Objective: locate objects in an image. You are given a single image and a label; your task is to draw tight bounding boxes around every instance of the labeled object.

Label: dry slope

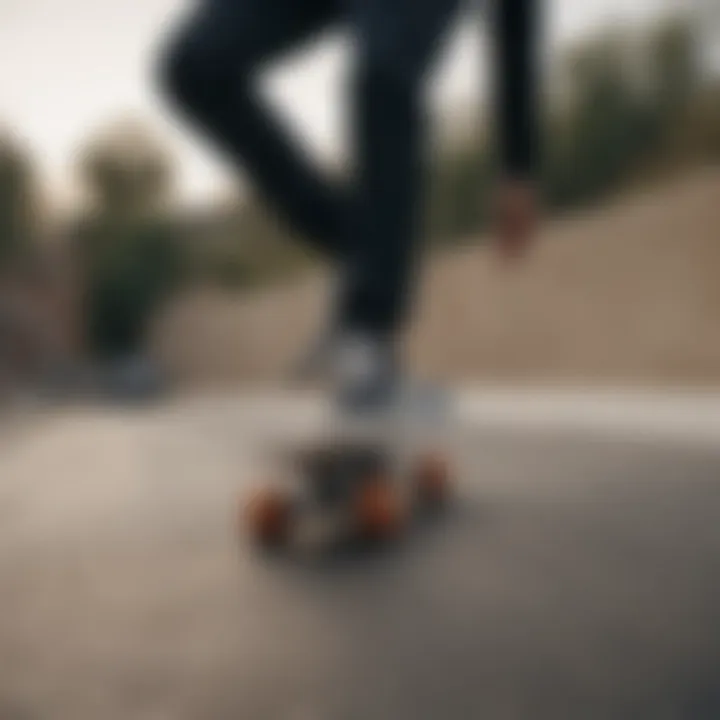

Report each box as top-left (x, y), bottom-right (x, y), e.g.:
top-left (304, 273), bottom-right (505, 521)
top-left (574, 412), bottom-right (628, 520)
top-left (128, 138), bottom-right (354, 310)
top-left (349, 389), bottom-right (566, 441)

top-left (151, 169), bottom-right (720, 387)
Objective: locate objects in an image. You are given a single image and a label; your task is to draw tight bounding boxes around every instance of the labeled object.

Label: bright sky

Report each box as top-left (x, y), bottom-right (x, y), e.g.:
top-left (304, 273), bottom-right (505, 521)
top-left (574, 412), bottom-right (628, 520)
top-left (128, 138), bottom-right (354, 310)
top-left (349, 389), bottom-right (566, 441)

top-left (0, 0), bottom-right (705, 207)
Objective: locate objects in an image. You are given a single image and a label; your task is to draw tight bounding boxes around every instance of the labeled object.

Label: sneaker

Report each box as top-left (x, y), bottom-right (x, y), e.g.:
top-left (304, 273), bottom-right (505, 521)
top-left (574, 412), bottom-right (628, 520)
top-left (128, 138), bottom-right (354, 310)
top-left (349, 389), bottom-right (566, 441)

top-left (331, 331), bottom-right (400, 413)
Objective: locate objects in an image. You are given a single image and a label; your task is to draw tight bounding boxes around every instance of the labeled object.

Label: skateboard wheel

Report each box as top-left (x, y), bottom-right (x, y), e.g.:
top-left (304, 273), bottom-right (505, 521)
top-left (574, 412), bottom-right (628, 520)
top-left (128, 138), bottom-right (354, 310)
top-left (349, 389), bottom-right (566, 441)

top-left (354, 479), bottom-right (404, 541)
top-left (244, 488), bottom-right (293, 547)
top-left (414, 452), bottom-right (451, 506)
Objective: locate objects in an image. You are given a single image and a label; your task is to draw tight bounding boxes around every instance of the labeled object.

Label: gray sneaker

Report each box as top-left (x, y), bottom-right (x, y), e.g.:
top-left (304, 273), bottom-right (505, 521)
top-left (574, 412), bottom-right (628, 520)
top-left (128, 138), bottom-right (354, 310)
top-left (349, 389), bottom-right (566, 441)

top-left (331, 332), bottom-right (399, 412)
top-left (293, 323), bottom-right (448, 421)
top-left (329, 332), bottom-right (449, 420)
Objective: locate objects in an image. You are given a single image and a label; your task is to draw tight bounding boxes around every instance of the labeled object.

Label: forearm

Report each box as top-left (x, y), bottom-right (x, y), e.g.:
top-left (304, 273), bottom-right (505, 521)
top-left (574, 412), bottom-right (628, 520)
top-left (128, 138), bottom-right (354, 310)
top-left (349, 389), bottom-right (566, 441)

top-left (494, 0), bottom-right (539, 179)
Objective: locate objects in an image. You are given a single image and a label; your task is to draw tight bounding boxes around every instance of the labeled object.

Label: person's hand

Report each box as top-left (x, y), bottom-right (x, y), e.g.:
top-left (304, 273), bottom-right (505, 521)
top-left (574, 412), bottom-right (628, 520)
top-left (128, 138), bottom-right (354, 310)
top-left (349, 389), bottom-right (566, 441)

top-left (491, 179), bottom-right (541, 263)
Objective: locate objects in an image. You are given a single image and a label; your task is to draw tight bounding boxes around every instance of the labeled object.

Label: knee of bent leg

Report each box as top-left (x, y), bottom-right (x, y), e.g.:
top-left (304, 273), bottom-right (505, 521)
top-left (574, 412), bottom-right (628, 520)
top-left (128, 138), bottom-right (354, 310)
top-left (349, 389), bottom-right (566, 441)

top-left (156, 29), bottom-right (202, 109)
top-left (155, 24), bottom-right (235, 111)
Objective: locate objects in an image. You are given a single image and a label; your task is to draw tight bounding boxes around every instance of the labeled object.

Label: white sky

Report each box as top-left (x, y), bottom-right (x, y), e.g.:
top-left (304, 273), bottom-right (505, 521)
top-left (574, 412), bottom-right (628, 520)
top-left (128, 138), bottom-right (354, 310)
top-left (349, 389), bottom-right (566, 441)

top-left (0, 0), bottom-right (707, 207)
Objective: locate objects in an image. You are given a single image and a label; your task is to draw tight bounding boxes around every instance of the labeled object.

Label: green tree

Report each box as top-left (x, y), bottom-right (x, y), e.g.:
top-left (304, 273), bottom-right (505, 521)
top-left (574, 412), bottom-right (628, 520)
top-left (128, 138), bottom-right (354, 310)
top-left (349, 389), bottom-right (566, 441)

top-left (74, 120), bottom-right (184, 359)
top-left (545, 32), bottom-right (652, 207)
top-left (648, 18), bottom-right (697, 127)
top-left (643, 18), bottom-right (707, 172)
top-left (0, 132), bottom-right (38, 269)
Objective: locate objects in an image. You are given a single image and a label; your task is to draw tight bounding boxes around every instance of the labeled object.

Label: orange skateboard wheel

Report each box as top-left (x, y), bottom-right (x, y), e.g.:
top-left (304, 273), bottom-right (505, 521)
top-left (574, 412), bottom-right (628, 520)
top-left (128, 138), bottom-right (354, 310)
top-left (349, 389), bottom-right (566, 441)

top-left (244, 488), bottom-right (293, 546)
top-left (354, 479), bottom-right (405, 541)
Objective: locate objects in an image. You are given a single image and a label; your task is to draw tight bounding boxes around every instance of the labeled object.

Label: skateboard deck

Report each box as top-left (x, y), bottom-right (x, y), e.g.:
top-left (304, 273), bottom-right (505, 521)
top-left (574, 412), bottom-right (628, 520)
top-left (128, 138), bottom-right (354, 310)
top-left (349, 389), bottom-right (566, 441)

top-left (241, 403), bottom-right (455, 552)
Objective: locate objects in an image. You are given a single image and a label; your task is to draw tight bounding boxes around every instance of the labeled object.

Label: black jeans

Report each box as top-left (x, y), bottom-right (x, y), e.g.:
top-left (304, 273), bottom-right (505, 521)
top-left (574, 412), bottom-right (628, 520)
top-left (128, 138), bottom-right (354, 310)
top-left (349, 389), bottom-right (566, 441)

top-left (158, 0), bottom-right (460, 335)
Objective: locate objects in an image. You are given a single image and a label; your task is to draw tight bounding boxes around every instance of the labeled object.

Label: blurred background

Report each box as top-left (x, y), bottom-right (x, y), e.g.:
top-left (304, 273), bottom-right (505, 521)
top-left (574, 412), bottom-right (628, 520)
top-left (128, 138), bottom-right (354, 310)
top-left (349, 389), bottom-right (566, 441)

top-left (0, 0), bottom-right (718, 398)
top-left (2, 2), bottom-right (720, 719)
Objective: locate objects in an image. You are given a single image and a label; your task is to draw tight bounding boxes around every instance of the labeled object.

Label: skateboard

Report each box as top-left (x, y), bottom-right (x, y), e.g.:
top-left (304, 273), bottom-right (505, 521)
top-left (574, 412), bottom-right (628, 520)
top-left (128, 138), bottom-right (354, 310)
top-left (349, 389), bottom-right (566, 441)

top-left (241, 411), bottom-right (454, 551)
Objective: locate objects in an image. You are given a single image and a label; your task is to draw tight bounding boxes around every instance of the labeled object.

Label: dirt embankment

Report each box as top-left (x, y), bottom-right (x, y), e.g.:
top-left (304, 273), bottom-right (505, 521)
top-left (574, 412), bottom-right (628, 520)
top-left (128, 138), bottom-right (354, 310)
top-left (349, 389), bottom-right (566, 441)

top-left (151, 169), bottom-right (720, 387)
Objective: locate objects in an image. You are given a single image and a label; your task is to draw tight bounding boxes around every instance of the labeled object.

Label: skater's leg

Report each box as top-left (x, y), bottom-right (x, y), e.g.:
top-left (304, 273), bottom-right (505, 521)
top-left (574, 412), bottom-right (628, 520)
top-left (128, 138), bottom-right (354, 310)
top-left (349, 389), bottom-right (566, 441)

top-left (318, 0), bottom-right (460, 409)
top-left (157, 0), bottom-right (346, 258)
top-left (339, 0), bottom-right (461, 334)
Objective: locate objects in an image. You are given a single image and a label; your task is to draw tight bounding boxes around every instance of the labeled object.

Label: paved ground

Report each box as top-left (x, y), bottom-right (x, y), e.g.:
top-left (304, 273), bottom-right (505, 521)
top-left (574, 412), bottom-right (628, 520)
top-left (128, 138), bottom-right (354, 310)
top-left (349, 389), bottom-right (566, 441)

top-left (1, 391), bottom-right (720, 720)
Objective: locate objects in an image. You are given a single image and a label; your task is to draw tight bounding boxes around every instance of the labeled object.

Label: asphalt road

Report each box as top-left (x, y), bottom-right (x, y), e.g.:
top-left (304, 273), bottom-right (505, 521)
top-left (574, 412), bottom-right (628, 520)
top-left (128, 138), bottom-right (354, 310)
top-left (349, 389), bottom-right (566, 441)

top-left (1, 391), bottom-right (720, 720)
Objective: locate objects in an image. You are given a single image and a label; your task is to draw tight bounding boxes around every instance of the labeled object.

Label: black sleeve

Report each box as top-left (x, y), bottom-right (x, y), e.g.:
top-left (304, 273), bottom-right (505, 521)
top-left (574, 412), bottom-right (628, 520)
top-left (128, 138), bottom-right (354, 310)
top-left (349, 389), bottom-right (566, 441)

top-left (494, 0), bottom-right (539, 178)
